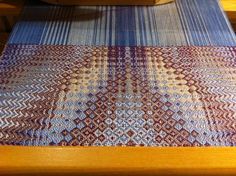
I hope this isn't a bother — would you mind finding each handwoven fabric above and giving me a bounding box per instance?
[1,45,236,146]
[8,0,236,46]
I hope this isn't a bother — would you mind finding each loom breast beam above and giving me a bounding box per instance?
[41,0,174,5]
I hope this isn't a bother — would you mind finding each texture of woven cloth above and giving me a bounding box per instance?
[8,0,236,46]
[1,0,236,146]
[1,45,236,146]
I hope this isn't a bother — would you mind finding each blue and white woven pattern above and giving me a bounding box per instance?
[8,0,236,46]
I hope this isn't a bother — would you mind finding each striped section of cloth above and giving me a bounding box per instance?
[8,0,236,46]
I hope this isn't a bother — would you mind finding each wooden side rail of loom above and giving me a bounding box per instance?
[1,147,236,175]
[41,0,174,5]
[0,0,25,55]
[221,0,236,31]
[0,0,25,16]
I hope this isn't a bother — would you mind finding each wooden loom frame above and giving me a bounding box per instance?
[41,0,174,5]
[1,146,236,175]
[1,1,236,176]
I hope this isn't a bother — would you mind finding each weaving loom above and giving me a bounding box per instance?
[1,0,236,175]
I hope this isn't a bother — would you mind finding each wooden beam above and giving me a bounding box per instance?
[41,0,174,5]
[0,0,25,16]
[1,146,236,175]
[221,0,236,13]
[221,0,236,31]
